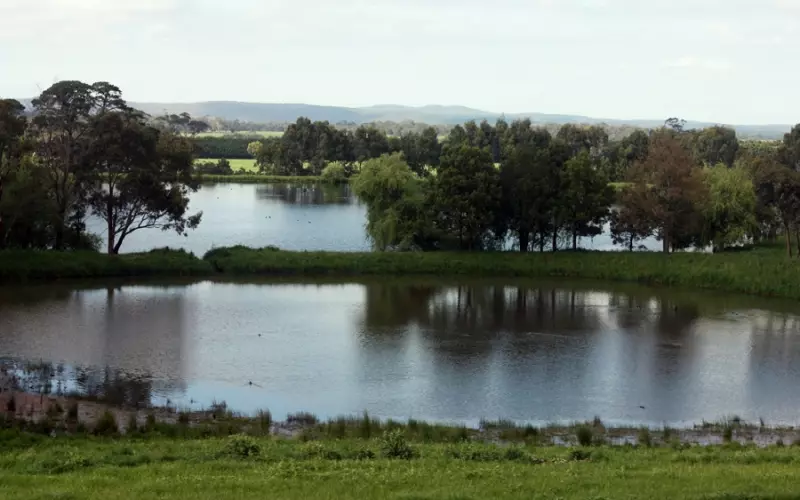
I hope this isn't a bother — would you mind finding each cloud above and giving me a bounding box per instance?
[663,57,732,71]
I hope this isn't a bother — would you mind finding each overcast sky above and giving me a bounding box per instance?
[1,0,798,124]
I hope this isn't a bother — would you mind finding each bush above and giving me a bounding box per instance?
[6,395,15,414]
[569,449,592,461]
[380,429,415,460]
[723,426,734,443]
[257,410,272,434]
[638,427,652,447]
[225,434,261,458]
[287,412,318,425]
[320,162,348,183]
[93,411,119,436]
[576,425,593,447]
[66,402,79,422]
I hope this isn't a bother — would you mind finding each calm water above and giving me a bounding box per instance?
[86,183,660,255]
[2,279,800,427]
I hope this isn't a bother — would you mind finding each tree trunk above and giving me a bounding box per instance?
[519,231,529,253]
[794,231,800,259]
[786,226,793,258]
[662,230,670,254]
[572,230,577,251]
[628,234,634,252]
[551,229,557,253]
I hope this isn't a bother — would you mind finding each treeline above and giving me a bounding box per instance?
[349,119,800,255]
[0,81,202,254]
[234,116,760,184]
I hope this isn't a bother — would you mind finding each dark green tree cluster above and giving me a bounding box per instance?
[251,118,442,177]
[0,81,202,254]
[354,120,614,252]
[354,117,800,256]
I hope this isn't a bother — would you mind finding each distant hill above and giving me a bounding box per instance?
[15,99,793,139]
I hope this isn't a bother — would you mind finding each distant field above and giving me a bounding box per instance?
[196,158,259,172]
[196,131,283,138]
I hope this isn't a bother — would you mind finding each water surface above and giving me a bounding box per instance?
[2,279,799,427]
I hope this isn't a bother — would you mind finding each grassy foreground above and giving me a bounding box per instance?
[2,243,800,300]
[1,433,799,499]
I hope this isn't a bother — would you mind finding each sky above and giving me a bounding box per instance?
[1,0,799,124]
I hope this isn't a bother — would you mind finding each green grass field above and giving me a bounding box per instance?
[196,158,259,172]
[1,434,798,499]
[195,131,283,138]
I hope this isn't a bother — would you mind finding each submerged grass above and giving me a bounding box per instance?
[2,433,800,499]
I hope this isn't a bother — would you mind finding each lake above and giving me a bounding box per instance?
[86,183,661,255]
[2,278,800,428]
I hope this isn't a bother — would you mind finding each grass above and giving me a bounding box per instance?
[1,433,800,499]
[0,248,211,283]
[196,158,258,172]
[4,242,800,300]
[202,242,800,300]
[195,131,284,138]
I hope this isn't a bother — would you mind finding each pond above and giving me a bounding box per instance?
[2,278,799,428]
[86,183,661,255]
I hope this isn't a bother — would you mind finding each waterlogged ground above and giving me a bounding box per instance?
[2,278,800,428]
[85,183,660,255]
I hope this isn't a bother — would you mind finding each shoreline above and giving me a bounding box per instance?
[1,243,798,300]
[1,386,797,448]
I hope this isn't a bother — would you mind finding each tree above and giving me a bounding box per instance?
[86,110,202,254]
[0,99,28,236]
[750,158,800,257]
[187,119,210,136]
[621,131,707,253]
[556,124,608,156]
[353,125,389,163]
[498,142,560,252]
[690,126,739,167]
[433,145,501,250]
[352,153,433,250]
[779,124,800,171]
[560,150,614,249]
[30,81,129,249]
[247,141,263,158]
[664,117,686,133]
[701,163,757,252]
[610,204,653,252]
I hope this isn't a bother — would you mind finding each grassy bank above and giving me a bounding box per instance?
[1,432,800,499]
[0,248,211,282]
[204,243,800,299]
[2,243,800,300]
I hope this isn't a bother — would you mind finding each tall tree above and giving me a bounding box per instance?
[701,163,757,252]
[779,123,800,171]
[30,81,129,249]
[560,150,614,249]
[620,131,707,253]
[352,153,434,250]
[86,111,202,254]
[690,126,739,167]
[498,142,560,252]
[433,145,501,250]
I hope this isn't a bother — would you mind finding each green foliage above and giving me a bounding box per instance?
[93,411,119,436]
[690,126,739,167]
[225,434,261,458]
[560,150,614,249]
[638,427,652,447]
[433,145,501,250]
[352,153,433,251]
[702,163,758,251]
[320,161,348,183]
[190,136,253,158]
[380,429,415,459]
[576,426,594,446]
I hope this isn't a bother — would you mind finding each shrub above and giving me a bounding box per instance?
[126,413,139,434]
[93,411,119,436]
[638,427,652,447]
[5,395,15,414]
[257,410,272,434]
[380,429,415,460]
[356,448,376,460]
[723,425,734,443]
[320,161,348,183]
[66,402,79,422]
[569,449,592,461]
[178,412,190,425]
[576,425,593,446]
[225,434,261,458]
